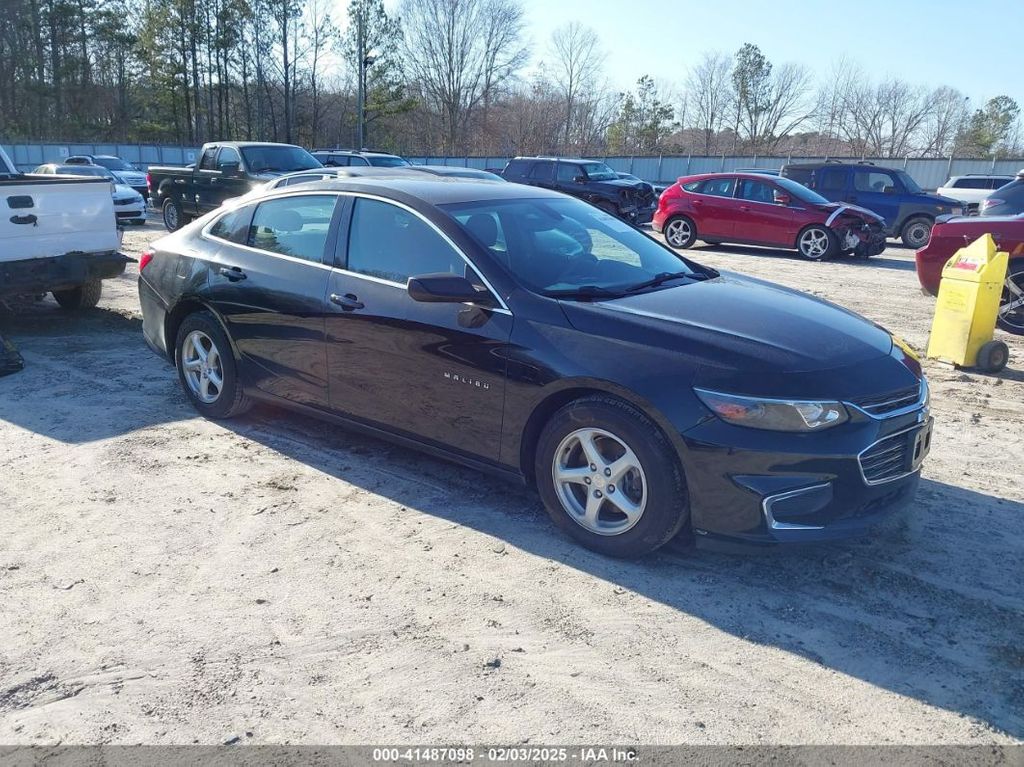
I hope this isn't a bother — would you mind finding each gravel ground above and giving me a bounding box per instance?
[0,220,1022,745]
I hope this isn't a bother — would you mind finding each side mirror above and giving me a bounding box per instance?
[408,273,494,306]
[218,161,240,176]
[883,185,895,194]
[773,192,791,206]
[573,175,587,184]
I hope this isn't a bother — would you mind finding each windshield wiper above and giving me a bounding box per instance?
[544,285,627,301]
[624,271,695,292]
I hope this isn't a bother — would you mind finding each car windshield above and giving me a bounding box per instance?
[444,196,711,297]
[241,145,322,173]
[581,162,618,181]
[895,170,922,193]
[773,176,831,205]
[93,157,137,171]
[367,155,410,167]
[59,165,113,179]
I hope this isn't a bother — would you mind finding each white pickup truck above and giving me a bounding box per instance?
[0,146,129,309]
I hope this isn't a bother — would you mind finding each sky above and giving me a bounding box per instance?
[340,0,1022,109]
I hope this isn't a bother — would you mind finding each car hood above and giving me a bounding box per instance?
[600,178,646,190]
[815,201,884,223]
[559,272,898,386]
[113,170,147,185]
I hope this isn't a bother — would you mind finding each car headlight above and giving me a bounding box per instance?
[694,388,849,432]
[951,206,963,215]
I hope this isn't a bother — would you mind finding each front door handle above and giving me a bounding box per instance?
[739,205,750,212]
[10,214,37,225]
[330,293,364,311]
[218,266,247,282]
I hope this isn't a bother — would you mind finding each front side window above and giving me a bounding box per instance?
[556,163,582,183]
[240,145,321,174]
[442,196,699,295]
[737,179,776,203]
[247,195,337,263]
[855,170,898,193]
[698,177,736,198]
[580,162,617,181]
[217,146,241,169]
[346,198,464,283]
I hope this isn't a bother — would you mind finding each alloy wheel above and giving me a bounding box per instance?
[181,330,224,404]
[665,218,692,247]
[551,427,647,536]
[799,228,830,259]
[1000,270,1024,333]
[164,203,178,230]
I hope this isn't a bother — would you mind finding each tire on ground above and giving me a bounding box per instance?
[664,215,698,249]
[900,216,933,249]
[174,310,252,419]
[52,279,102,310]
[796,225,838,261]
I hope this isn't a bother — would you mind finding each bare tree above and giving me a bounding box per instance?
[400,0,527,153]
[685,50,731,154]
[918,86,970,157]
[550,22,602,152]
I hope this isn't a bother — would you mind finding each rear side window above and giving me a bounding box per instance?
[529,161,555,181]
[208,205,252,243]
[697,178,735,198]
[504,160,529,179]
[952,178,991,190]
[345,198,464,283]
[247,195,337,263]
[817,168,846,192]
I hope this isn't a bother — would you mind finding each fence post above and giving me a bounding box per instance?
[946,154,954,180]
[720,154,725,172]
[657,154,663,182]
[629,156,635,174]
[904,156,909,169]
[686,153,691,175]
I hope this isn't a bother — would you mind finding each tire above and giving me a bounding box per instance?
[796,225,838,261]
[976,340,1009,373]
[52,279,102,310]
[998,262,1024,335]
[663,216,697,249]
[162,197,186,232]
[534,396,689,558]
[900,217,932,249]
[174,311,251,419]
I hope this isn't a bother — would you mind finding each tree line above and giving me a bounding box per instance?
[1,0,1020,159]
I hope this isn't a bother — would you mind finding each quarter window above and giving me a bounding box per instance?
[247,195,337,263]
[346,198,464,283]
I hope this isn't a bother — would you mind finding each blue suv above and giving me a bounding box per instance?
[780,162,963,248]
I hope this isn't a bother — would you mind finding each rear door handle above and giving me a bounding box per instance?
[10,214,37,225]
[330,293,364,311]
[218,266,247,282]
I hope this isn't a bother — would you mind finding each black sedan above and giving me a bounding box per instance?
[139,177,932,557]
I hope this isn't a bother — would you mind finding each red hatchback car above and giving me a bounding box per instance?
[653,173,887,260]
[915,214,1024,333]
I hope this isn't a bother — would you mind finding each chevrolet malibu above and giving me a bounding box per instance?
[139,178,932,557]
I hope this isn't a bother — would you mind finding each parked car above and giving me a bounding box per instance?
[979,171,1024,217]
[139,176,931,556]
[1,147,127,309]
[411,165,504,181]
[228,166,425,205]
[936,174,1015,214]
[500,157,657,223]
[915,213,1024,333]
[654,172,886,260]
[311,149,410,168]
[734,168,781,176]
[149,142,322,231]
[780,161,962,248]
[33,163,147,225]
[66,154,149,201]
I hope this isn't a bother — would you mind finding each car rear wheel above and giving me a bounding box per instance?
[901,217,932,249]
[175,311,251,419]
[52,279,102,310]
[796,226,837,261]
[664,216,697,249]
[162,197,186,232]
[998,262,1024,335]
[535,396,689,558]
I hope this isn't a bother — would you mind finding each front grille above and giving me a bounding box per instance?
[852,384,921,416]
[114,198,135,206]
[115,210,136,218]
[859,432,911,483]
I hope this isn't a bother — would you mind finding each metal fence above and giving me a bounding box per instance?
[4,141,1023,190]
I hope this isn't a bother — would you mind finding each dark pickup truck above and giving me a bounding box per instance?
[500,157,658,224]
[149,142,322,231]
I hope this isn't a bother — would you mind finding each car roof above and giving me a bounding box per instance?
[267,175,565,205]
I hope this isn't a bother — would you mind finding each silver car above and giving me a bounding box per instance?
[33,163,147,225]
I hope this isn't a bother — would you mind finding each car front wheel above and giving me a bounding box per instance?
[535,396,689,557]
[901,217,932,249]
[175,311,251,419]
[796,226,837,261]
[998,261,1024,335]
[664,216,697,249]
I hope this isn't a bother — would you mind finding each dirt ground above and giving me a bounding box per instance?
[1,219,1022,746]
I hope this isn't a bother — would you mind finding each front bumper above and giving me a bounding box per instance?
[682,404,931,547]
[623,202,656,225]
[114,198,147,222]
[0,251,131,297]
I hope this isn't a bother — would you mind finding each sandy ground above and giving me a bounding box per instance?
[0,219,1022,746]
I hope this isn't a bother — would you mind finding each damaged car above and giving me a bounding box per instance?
[654,173,887,261]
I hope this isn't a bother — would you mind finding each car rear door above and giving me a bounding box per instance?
[202,193,339,408]
[526,160,556,190]
[323,195,511,462]
[691,177,739,238]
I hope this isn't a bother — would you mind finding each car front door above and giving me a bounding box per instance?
[734,178,794,246]
[850,169,902,230]
[324,195,511,461]
[193,146,221,214]
[691,177,738,238]
[213,146,250,202]
[203,193,339,408]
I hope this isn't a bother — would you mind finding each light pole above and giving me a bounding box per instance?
[355,12,378,150]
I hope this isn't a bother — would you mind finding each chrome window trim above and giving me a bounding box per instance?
[761,483,829,531]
